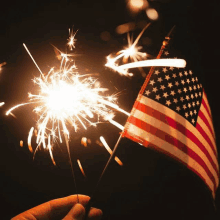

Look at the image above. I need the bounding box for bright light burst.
[6,42,129,159]
[67,28,77,50]
[106,24,186,76]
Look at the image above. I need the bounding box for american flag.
[122,45,219,198]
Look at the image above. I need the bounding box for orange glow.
[115,22,136,34]
[20,140,23,147]
[146,8,159,20]
[81,137,88,147]
[127,0,148,12]
[28,127,34,153]
[77,159,86,177]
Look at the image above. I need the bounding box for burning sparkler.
[106,24,186,76]
[6,41,129,165]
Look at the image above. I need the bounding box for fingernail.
[72,203,85,218]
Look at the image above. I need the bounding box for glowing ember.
[67,28,77,50]
[77,159,86,177]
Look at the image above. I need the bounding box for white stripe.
[132,108,219,185]
[126,123,215,193]
[200,103,215,139]
[138,96,218,169]
[197,116,217,154]
[203,92,212,117]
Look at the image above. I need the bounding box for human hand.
[11,194,102,220]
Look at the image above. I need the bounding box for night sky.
[0,0,220,219]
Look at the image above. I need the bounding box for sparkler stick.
[64,133,79,203]
[85,25,177,219]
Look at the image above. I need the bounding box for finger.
[62,203,85,220]
[87,207,103,220]
[11,195,90,220]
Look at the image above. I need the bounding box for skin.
[11,195,102,220]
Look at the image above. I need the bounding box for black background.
[0,0,220,219]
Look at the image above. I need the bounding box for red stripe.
[127,115,217,191]
[123,129,214,194]
[202,98,212,120]
[196,122,217,158]
[134,100,219,177]
[198,109,215,140]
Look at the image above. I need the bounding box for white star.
[163,92,169,98]
[200,84,202,88]
[152,87,158,93]
[191,94,194,99]
[154,70,160,75]
[197,84,200,89]
[193,85,197,90]
[172,73,177,78]
[166,100,171,106]
[188,103,191,108]
[163,67,168,73]
[155,94,161,100]
[189,70,193,75]
[190,111,193,116]
[150,80,155,86]
[185,95,190,101]
[183,87,188,93]
[181,80,185,85]
[160,85,166,90]
[189,86,193,91]
[165,75,170,80]
[176,106,181,111]
[173,98,178,103]
[186,78,190,84]
[177,89,182,94]
[199,92,202,96]
[195,93,198,98]
[170,90,176,96]
[192,118,195,124]
[195,77,198,82]
[175,81,179,86]
[164,51,169,56]
[169,66,174,71]
[179,72,183,77]
[180,97,184,102]
[192,78,195,83]
[157,77,163,83]
[145,90,151,96]
[184,71,188,76]
[194,109,197,114]
[196,101,200,105]
[185,112,189,118]
[168,83,173,88]
[183,104,187,110]
[192,102,195,107]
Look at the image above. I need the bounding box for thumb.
[62,203,85,220]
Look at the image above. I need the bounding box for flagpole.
[84,25,176,219]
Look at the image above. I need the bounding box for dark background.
[0,0,219,219]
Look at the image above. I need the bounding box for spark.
[67,28,77,50]
[105,23,150,76]
[100,136,123,166]
[0,102,5,107]
[77,159,86,177]
[6,42,128,163]
[106,25,186,76]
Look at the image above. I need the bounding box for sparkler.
[6,45,129,154]
[105,23,186,76]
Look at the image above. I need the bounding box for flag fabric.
[122,46,219,198]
